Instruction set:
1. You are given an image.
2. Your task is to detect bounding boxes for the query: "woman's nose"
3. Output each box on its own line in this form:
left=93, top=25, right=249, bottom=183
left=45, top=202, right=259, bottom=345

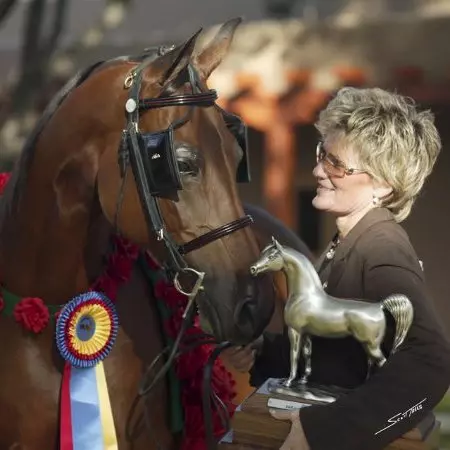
left=313, top=160, right=326, bottom=178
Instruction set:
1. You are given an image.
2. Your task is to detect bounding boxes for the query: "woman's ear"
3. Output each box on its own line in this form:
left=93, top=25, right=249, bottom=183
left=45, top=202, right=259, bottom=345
left=373, top=179, right=393, bottom=200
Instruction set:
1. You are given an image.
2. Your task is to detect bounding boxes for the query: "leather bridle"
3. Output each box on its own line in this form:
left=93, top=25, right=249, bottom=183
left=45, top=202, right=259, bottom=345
left=118, top=46, right=253, bottom=281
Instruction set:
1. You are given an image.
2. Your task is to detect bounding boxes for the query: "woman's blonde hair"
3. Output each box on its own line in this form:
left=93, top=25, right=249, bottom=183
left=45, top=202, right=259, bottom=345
left=316, top=87, right=441, bottom=222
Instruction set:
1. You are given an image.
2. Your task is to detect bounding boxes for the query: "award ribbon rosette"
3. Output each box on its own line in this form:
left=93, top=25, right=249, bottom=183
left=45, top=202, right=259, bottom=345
left=56, top=291, right=119, bottom=450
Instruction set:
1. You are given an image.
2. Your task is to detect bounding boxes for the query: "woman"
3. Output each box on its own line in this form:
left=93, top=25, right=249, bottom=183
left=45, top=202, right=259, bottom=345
left=223, top=87, right=450, bottom=450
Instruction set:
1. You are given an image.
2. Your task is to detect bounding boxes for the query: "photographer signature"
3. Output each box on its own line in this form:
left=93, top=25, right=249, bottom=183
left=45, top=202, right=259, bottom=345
left=374, top=398, right=427, bottom=435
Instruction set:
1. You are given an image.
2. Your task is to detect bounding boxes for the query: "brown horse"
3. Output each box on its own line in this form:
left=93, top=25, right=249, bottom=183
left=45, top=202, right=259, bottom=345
left=0, top=17, right=310, bottom=450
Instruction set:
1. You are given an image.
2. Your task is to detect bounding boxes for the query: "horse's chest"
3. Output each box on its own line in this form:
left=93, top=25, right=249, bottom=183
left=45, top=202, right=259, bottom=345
left=284, top=297, right=312, bottom=324
left=0, top=324, right=61, bottom=447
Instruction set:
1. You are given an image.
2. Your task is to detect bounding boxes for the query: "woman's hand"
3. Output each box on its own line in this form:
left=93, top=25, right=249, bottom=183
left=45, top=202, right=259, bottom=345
left=221, top=344, right=256, bottom=373
left=269, top=409, right=311, bottom=450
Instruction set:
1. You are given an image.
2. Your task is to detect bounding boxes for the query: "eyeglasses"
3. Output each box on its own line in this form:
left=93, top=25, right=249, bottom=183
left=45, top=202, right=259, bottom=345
left=316, top=142, right=367, bottom=178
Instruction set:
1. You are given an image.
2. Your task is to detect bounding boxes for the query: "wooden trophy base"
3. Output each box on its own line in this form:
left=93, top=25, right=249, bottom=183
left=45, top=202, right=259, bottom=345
left=218, top=378, right=441, bottom=450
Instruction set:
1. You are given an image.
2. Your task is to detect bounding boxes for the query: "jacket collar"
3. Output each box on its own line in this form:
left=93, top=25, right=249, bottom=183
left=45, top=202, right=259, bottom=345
left=333, top=207, right=395, bottom=262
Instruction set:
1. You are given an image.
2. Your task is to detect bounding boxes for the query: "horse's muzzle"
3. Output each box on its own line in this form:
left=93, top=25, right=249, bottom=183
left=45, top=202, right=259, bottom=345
left=196, top=272, right=275, bottom=345
left=232, top=273, right=275, bottom=344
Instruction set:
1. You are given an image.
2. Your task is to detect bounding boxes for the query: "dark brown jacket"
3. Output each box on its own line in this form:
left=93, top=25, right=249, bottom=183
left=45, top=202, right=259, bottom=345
left=250, top=208, right=450, bottom=450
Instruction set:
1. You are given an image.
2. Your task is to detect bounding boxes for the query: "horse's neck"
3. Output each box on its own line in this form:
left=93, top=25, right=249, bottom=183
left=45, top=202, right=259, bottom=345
left=283, top=251, right=321, bottom=301
left=0, top=178, right=109, bottom=303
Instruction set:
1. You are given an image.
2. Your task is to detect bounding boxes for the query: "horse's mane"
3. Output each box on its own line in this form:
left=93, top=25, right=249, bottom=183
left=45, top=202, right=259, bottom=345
left=283, top=245, right=322, bottom=287
left=0, top=59, right=107, bottom=219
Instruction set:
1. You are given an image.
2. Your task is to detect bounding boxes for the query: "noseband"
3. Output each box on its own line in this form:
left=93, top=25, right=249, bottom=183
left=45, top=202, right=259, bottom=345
left=118, top=46, right=253, bottom=280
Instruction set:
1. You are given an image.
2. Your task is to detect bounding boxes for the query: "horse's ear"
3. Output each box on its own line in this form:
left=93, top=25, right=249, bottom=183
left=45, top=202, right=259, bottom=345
left=53, top=147, right=99, bottom=216
left=150, top=28, right=202, bottom=91
left=194, top=17, right=242, bottom=80
left=272, top=237, right=283, bottom=251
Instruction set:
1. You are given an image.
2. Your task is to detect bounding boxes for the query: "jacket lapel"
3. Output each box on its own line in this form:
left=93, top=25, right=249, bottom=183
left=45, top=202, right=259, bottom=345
left=326, top=258, right=347, bottom=291
left=324, top=208, right=395, bottom=290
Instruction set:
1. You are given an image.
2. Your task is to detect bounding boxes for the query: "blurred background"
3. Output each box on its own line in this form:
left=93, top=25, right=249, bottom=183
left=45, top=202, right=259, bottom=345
left=0, top=0, right=448, bottom=445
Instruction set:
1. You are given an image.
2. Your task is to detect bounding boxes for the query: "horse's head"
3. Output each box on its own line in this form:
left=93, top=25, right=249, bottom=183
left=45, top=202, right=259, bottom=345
left=49, top=18, right=275, bottom=345
left=250, top=237, right=285, bottom=276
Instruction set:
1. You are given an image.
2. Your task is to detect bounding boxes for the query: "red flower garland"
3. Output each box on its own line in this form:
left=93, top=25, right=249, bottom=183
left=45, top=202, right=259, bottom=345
left=14, top=297, right=50, bottom=333
left=0, top=173, right=11, bottom=192
left=147, top=252, right=236, bottom=449
left=0, top=172, right=236, bottom=449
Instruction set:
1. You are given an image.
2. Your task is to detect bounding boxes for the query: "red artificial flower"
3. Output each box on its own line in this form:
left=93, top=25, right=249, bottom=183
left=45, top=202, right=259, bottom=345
left=144, top=250, right=162, bottom=270
left=181, top=438, right=205, bottom=450
left=0, top=294, right=4, bottom=313
left=113, top=235, right=139, bottom=260
left=164, top=313, right=185, bottom=340
left=92, top=275, right=118, bottom=302
left=155, top=279, right=187, bottom=308
left=14, top=297, right=50, bottom=333
left=182, top=404, right=206, bottom=446
left=0, top=172, right=11, bottom=194
left=176, top=352, right=205, bottom=381
left=107, top=253, right=133, bottom=281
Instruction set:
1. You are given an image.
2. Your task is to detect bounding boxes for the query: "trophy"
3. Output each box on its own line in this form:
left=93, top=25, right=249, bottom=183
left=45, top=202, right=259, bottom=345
left=218, top=238, right=440, bottom=450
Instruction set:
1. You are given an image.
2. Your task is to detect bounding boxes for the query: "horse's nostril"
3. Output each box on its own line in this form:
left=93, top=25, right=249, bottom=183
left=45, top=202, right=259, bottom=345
left=234, top=298, right=256, bottom=331
left=250, top=266, right=256, bottom=275
left=230, top=274, right=275, bottom=344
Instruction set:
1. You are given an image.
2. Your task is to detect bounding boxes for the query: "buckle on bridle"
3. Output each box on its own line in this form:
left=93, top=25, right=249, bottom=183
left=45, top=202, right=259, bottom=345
left=124, top=71, right=137, bottom=89
left=173, top=268, right=205, bottom=319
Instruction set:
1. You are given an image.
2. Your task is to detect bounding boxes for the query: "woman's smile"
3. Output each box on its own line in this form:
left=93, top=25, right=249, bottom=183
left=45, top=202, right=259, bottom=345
left=317, top=185, right=334, bottom=193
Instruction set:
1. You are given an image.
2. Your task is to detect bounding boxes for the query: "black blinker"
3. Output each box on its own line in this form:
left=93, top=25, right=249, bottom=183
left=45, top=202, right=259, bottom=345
left=138, top=128, right=182, bottom=198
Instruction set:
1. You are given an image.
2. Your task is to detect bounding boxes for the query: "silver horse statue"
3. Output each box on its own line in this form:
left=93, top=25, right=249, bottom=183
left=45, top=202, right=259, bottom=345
left=250, top=238, right=414, bottom=388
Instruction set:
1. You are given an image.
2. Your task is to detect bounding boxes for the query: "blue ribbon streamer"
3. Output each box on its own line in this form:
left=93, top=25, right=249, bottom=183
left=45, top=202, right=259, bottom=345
left=70, top=366, right=103, bottom=450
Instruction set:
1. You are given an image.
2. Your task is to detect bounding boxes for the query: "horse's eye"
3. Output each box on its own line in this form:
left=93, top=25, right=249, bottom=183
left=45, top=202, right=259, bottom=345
left=178, top=159, right=198, bottom=176
left=176, top=145, right=200, bottom=177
